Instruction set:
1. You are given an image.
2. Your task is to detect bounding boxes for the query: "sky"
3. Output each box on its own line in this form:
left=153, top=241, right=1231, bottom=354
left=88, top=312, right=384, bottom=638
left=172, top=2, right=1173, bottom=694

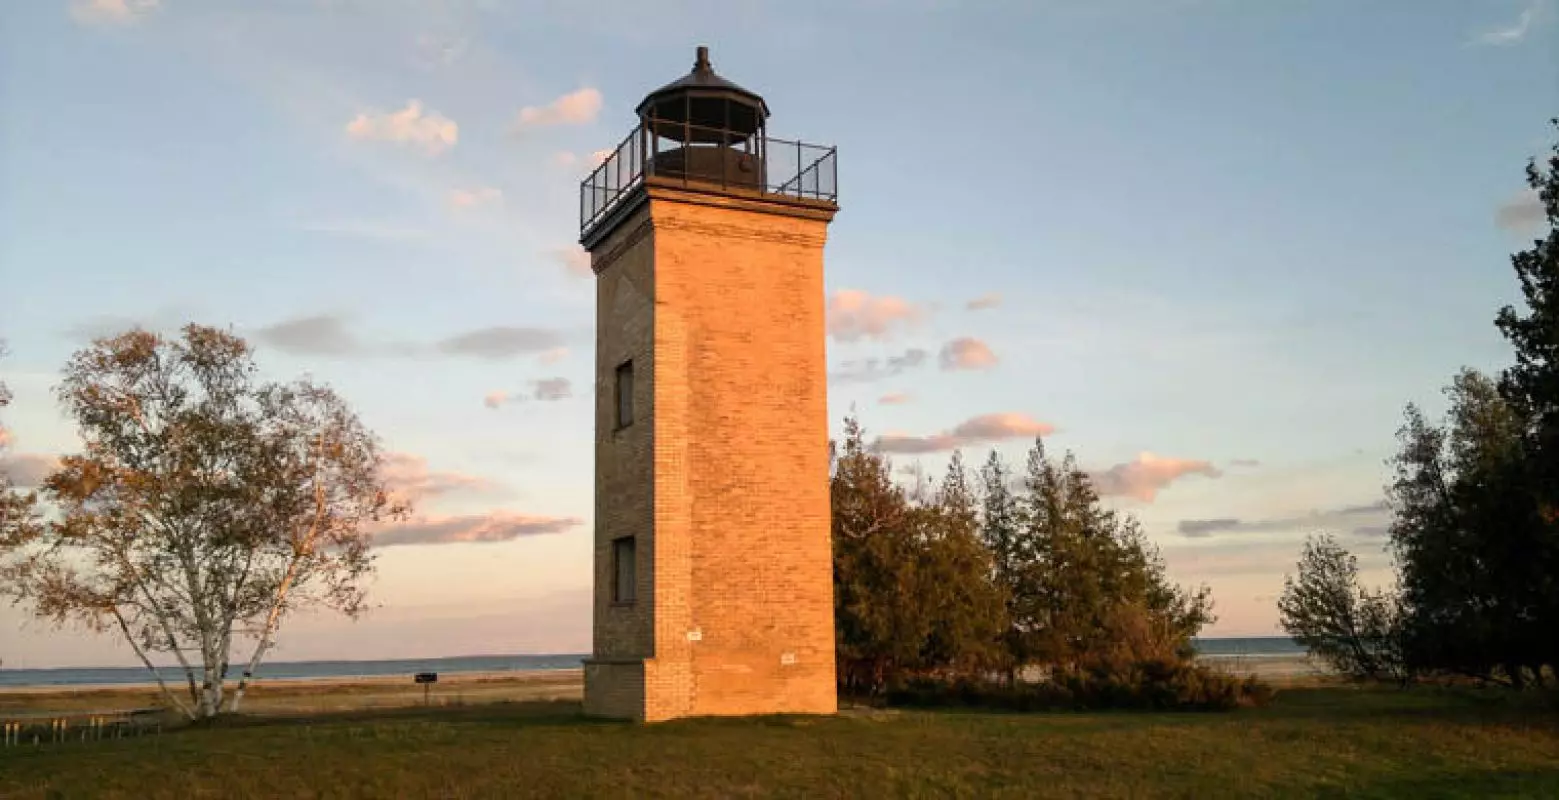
left=0, top=0, right=1554, bottom=668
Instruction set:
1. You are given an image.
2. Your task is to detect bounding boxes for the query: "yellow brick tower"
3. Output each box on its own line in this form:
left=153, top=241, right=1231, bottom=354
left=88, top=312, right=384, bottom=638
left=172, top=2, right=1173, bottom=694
left=578, top=46, right=840, bottom=722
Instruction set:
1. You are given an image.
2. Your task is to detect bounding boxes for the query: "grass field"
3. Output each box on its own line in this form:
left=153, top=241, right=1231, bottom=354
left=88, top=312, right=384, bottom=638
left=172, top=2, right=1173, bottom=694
left=2, top=684, right=1557, bottom=799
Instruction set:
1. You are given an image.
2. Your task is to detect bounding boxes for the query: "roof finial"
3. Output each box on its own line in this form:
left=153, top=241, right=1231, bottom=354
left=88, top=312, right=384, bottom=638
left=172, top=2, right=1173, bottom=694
left=694, top=45, right=712, bottom=74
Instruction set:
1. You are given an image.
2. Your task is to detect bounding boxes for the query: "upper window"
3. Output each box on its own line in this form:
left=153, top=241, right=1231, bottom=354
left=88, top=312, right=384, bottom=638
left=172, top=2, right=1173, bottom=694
left=615, top=360, right=634, bottom=428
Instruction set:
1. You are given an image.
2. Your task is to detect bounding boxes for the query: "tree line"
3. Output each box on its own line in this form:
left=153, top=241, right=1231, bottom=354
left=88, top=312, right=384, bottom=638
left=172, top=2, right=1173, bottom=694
left=830, top=414, right=1231, bottom=704
left=1280, top=121, right=1559, bottom=688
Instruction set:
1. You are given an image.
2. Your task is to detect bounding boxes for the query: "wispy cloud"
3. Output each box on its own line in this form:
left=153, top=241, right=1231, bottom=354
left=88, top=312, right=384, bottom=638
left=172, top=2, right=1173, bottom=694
left=873, top=413, right=1054, bottom=454
left=1471, top=0, right=1545, bottom=46
left=298, top=219, right=431, bottom=241
left=878, top=392, right=913, bottom=405
left=69, top=0, right=159, bottom=26
left=1090, top=453, right=1222, bottom=502
left=61, top=304, right=200, bottom=341
left=1496, top=188, right=1545, bottom=231
left=1230, top=458, right=1262, bottom=468
left=436, top=327, right=565, bottom=360
left=829, top=348, right=928, bottom=384
left=1178, top=500, right=1389, bottom=539
left=552, top=149, right=613, bottom=169
left=381, top=453, right=500, bottom=507
left=374, top=512, right=583, bottom=547
left=254, top=314, right=565, bottom=361
left=965, top=293, right=1002, bottom=311
left=484, top=378, right=574, bottom=408
left=549, top=246, right=592, bottom=277
left=413, top=34, right=469, bottom=68
left=447, top=186, right=503, bottom=209
left=514, top=88, right=603, bottom=130
left=345, top=100, right=458, bottom=155
left=939, top=337, right=998, bottom=371
left=826, top=290, right=926, bottom=342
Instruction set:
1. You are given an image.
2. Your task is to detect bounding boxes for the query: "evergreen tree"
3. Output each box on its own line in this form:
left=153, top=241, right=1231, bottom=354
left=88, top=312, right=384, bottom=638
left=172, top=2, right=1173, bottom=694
left=1493, top=120, right=1559, bottom=675
left=830, top=415, right=929, bottom=695
left=1389, top=370, right=1552, bottom=684
left=918, top=451, right=1008, bottom=677
left=978, top=448, right=1029, bottom=680
left=1495, top=120, right=1559, bottom=522
left=1012, top=437, right=1215, bottom=672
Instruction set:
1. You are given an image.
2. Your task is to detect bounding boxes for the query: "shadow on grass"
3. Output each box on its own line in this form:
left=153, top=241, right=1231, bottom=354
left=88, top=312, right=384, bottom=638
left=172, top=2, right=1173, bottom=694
left=1264, top=686, right=1559, bottom=727
left=1340, top=767, right=1559, bottom=799
left=172, top=699, right=608, bottom=734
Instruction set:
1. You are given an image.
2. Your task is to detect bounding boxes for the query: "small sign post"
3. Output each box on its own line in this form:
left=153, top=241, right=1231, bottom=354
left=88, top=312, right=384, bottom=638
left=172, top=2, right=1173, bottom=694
left=414, top=672, right=438, bottom=706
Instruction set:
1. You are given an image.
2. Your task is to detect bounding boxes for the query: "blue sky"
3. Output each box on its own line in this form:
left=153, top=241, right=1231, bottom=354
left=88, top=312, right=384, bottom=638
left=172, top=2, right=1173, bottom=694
left=0, top=0, right=1553, bottom=667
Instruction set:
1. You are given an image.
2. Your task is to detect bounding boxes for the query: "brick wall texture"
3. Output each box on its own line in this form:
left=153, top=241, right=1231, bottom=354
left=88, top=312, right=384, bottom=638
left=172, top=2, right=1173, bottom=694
left=582, top=184, right=838, bottom=722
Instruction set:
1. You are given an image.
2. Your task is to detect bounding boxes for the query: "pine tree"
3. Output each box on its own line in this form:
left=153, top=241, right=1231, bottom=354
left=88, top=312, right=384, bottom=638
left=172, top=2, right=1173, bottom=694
left=830, top=414, right=929, bottom=695
left=918, top=451, right=1008, bottom=677
left=1493, top=121, right=1559, bottom=675
left=1495, top=120, right=1559, bottom=521
left=978, top=448, right=1029, bottom=682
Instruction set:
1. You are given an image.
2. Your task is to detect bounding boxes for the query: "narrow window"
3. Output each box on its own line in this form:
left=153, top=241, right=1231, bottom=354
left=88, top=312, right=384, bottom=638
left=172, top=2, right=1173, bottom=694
left=612, top=536, right=637, bottom=604
left=615, top=360, right=634, bottom=428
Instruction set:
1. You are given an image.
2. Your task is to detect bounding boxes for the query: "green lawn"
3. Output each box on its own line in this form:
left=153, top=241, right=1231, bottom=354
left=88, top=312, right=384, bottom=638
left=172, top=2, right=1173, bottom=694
left=2, top=687, right=1557, bottom=799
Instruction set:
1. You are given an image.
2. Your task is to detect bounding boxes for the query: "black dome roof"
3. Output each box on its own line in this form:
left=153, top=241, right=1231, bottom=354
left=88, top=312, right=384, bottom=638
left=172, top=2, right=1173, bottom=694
left=635, top=46, right=769, bottom=141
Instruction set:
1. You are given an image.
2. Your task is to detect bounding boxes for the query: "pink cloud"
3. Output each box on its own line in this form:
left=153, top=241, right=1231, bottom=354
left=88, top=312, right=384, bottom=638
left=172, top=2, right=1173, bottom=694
left=70, top=0, right=158, bottom=26
left=826, top=289, right=925, bottom=342
left=550, top=246, right=592, bottom=277
left=381, top=453, right=498, bottom=506
left=373, top=512, right=583, bottom=547
left=552, top=149, right=613, bottom=170
left=939, top=337, right=998, bottom=371
left=515, top=88, right=603, bottom=129
left=345, top=100, right=458, bottom=155
left=1090, top=453, right=1223, bottom=502
left=878, top=392, right=912, bottom=405
left=873, top=412, right=1054, bottom=454
left=448, top=187, right=502, bottom=209
left=965, top=293, right=1001, bottom=311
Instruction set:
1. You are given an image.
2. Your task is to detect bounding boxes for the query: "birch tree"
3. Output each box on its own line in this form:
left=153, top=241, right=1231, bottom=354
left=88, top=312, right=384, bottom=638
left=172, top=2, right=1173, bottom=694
left=0, top=325, right=407, bottom=719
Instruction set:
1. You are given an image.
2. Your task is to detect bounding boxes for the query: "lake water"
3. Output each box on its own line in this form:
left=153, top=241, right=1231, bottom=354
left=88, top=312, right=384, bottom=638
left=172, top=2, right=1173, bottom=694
left=1191, top=636, right=1307, bottom=658
left=1, top=638, right=1305, bottom=687
left=0, top=654, right=589, bottom=688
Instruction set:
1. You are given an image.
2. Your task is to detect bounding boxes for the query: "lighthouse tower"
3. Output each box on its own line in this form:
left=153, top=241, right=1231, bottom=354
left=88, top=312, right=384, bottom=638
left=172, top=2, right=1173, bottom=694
left=578, top=46, right=840, bottom=722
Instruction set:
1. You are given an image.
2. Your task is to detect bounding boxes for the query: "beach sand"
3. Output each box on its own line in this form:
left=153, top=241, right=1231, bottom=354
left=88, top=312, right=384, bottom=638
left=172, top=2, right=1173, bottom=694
left=1199, top=654, right=1335, bottom=685
left=0, top=669, right=584, bottom=717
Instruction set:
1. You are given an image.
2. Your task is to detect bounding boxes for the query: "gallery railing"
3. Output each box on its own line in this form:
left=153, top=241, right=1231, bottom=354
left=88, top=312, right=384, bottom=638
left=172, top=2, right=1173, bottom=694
left=580, top=121, right=838, bottom=237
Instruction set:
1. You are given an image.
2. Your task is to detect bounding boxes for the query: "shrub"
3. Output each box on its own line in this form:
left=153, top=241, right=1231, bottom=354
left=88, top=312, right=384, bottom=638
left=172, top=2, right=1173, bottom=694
left=885, top=660, right=1273, bottom=713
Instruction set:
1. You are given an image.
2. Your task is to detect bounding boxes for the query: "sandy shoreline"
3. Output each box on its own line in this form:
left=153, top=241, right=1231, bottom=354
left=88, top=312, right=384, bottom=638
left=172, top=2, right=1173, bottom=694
left=1, top=655, right=1326, bottom=698
left=0, top=667, right=582, bottom=696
